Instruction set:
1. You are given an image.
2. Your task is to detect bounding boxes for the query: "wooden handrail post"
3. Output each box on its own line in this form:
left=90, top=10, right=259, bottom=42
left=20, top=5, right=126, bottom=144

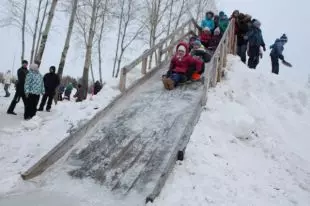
left=148, top=51, right=154, bottom=70
left=217, top=45, right=225, bottom=83
left=157, top=44, right=164, bottom=66
left=233, top=35, right=237, bottom=55
left=223, top=40, right=228, bottom=68
left=213, top=56, right=219, bottom=86
left=188, top=21, right=192, bottom=33
left=119, top=67, right=127, bottom=92
left=228, top=26, right=232, bottom=54
left=141, top=56, right=147, bottom=75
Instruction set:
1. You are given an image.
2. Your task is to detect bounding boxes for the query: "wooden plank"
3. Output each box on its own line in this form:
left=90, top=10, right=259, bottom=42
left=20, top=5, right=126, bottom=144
left=141, top=56, right=147, bottom=75
left=119, top=67, right=127, bottom=92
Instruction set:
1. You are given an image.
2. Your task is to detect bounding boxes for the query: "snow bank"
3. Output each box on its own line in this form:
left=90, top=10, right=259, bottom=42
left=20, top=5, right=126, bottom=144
left=150, top=55, right=310, bottom=206
left=0, top=84, right=119, bottom=195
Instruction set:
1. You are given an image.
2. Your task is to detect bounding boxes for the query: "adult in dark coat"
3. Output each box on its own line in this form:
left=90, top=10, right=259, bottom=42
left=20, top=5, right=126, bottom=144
left=7, top=60, right=29, bottom=115
left=236, top=14, right=250, bottom=63
left=245, top=20, right=266, bottom=69
left=38, top=66, right=60, bottom=112
left=93, top=81, right=102, bottom=95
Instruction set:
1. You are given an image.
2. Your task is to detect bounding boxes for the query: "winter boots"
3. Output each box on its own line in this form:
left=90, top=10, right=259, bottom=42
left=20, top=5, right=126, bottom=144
left=162, top=76, right=175, bottom=90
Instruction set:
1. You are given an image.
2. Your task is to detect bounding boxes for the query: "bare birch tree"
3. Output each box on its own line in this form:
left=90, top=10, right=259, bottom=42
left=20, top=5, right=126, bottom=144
left=80, top=0, right=98, bottom=99
left=30, top=0, right=43, bottom=63
left=142, top=0, right=170, bottom=67
left=57, top=0, right=78, bottom=79
left=35, top=0, right=49, bottom=58
left=97, top=0, right=110, bottom=84
left=113, top=0, right=145, bottom=78
left=21, top=0, right=27, bottom=62
left=35, top=0, right=58, bottom=64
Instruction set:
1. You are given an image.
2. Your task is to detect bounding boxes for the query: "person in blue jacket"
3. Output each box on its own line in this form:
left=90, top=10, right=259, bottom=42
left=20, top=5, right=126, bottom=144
left=270, top=34, right=288, bottom=74
left=200, top=11, right=215, bottom=31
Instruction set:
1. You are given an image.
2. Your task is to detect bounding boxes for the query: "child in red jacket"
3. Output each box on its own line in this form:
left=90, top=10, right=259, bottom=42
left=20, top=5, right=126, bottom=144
left=162, top=42, right=203, bottom=90
left=199, top=27, right=212, bottom=48
left=207, top=27, right=222, bottom=52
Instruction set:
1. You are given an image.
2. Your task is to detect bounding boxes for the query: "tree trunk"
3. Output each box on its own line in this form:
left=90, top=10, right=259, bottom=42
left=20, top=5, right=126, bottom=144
left=30, top=0, right=43, bottom=63
left=35, top=0, right=49, bottom=58
left=116, top=48, right=124, bottom=78
left=115, top=0, right=132, bottom=78
left=166, top=0, right=174, bottom=36
left=98, top=0, right=108, bottom=84
left=57, top=0, right=78, bottom=79
left=81, top=0, right=97, bottom=99
left=21, top=0, right=28, bottom=63
left=90, top=60, right=95, bottom=83
left=112, top=0, right=124, bottom=77
left=35, top=0, right=58, bottom=64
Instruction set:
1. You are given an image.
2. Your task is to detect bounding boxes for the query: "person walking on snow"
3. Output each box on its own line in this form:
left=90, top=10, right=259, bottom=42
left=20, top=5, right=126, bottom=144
left=24, top=63, right=45, bottom=120
left=3, top=70, right=11, bottom=97
left=270, top=34, right=291, bottom=74
left=7, top=60, right=29, bottom=115
left=64, top=82, right=73, bottom=100
left=38, top=66, right=60, bottom=112
left=245, top=19, right=266, bottom=69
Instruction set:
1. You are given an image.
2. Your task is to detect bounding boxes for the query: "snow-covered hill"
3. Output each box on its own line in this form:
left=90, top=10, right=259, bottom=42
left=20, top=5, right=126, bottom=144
left=150, top=55, right=310, bottom=206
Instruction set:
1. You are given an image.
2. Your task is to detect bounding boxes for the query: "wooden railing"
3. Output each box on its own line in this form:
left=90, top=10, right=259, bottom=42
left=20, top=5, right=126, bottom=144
left=118, top=18, right=237, bottom=94
left=119, top=18, right=199, bottom=92
left=200, top=18, right=236, bottom=105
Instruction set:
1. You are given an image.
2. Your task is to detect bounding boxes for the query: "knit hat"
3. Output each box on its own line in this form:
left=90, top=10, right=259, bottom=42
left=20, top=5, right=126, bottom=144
left=203, top=26, right=210, bottom=32
left=193, top=40, right=201, bottom=46
left=178, top=45, right=186, bottom=52
left=280, top=34, right=288, bottom=42
left=253, top=20, right=261, bottom=28
left=29, top=63, right=39, bottom=70
left=50, top=66, right=56, bottom=73
left=214, top=27, right=220, bottom=35
left=206, top=11, right=214, bottom=17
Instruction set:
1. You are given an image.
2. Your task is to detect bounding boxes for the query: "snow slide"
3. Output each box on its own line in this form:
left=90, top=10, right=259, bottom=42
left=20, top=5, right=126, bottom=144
left=0, top=64, right=205, bottom=206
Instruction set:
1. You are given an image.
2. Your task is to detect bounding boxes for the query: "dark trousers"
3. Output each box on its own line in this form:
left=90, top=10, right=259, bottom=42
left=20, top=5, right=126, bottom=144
left=271, top=55, right=279, bottom=75
left=39, top=93, right=54, bottom=110
left=58, top=92, right=63, bottom=101
left=4, top=84, right=10, bottom=97
left=7, top=92, right=26, bottom=113
left=237, top=44, right=247, bottom=63
left=170, top=73, right=186, bottom=86
left=247, top=45, right=260, bottom=69
left=166, top=71, right=187, bottom=86
left=24, top=94, right=40, bottom=119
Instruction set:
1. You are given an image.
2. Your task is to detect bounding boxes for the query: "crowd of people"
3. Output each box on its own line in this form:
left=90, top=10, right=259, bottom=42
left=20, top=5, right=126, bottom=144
left=162, top=10, right=231, bottom=90
left=5, top=61, right=103, bottom=120
left=232, top=11, right=290, bottom=73
left=162, top=9, right=290, bottom=90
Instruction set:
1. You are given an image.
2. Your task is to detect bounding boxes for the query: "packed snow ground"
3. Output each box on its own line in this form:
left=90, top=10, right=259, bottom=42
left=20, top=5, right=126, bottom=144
left=151, top=55, right=310, bottom=206
left=0, top=85, right=119, bottom=195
